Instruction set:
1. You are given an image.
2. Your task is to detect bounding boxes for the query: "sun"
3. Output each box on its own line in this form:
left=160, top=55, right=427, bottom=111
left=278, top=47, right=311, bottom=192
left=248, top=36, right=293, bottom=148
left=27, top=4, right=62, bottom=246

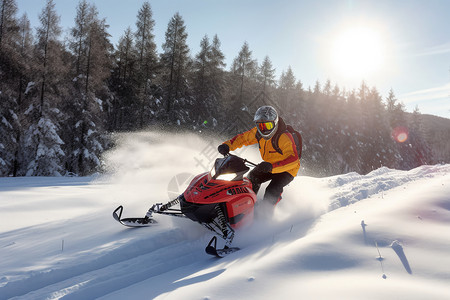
left=330, top=26, right=385, bottom=78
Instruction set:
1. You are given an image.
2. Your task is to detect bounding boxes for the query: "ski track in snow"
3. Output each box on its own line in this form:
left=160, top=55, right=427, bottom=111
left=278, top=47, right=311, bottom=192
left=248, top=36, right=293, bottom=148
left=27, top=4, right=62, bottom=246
left=1, top=132, right=450, bottom=299
left=0, top=215, right=212, bottom=299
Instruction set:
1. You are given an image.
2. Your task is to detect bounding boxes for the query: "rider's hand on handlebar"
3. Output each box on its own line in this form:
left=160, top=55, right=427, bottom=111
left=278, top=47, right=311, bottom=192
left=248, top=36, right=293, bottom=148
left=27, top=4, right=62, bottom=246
left=218, top=144, right=230, bottom=156
left=255, top=161, right=273, bottom=173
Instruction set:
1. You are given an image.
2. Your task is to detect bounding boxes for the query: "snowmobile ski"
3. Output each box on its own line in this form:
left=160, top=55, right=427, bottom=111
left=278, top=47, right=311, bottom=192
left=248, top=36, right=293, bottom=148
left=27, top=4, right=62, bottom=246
left=205, top=236, right=240, bottom=258
left=112, top=205, right=157, bottom=227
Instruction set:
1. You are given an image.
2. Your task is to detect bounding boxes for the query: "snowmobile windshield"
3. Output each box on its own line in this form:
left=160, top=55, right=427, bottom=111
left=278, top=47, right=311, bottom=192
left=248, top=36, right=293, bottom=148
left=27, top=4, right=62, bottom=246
left=211, top=156, right=249, bottom=181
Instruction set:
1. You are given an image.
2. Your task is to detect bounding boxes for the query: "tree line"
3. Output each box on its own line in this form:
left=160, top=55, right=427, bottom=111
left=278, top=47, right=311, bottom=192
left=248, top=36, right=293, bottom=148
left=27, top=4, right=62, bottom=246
left=0, top=0, right=441, bottom=177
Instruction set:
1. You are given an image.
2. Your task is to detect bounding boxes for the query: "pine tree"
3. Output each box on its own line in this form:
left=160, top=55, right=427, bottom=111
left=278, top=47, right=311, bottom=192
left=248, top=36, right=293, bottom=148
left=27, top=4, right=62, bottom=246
left=192, top=35, right=211, bottom=123
left=66, top=1, right=111, bottom=175
left=385, top=88, right=397, bottom=111
left=343, top=90, right=363, bottom=173
left=0, top=0, right=22, bottom=101
left=160, top=12, right=191, bottom=123
left=0, top=0, right=18, bottom=51
left=116, top=27, right=136, bottom=84
left=70, top=0, right=89, bottom=77
left=0, top=0, right=19, bottom=176
left=191, top=34, right=225, bottom=128
left=9, top=13, right=33, bottom=176
left=0, top=91, right=17, bottom=175
left=135, top=2, right=156, bottom=66
left=16, top=13, right=33, bottom=106
left=259, top=56, right=276, bottom=92
left=134, top=1, right=158, bottom=128
left=360, top=87, right=393, bottom=173
left=279, top=66, right=296, bottom=90
left=408, top=106, right=433, bottom=167
left=230, top=41, right=257, bottom=109
left=35, top=0, right=64, bottom=116
left=23, top=0, right=66, bottom=176
left=208, top=34, right=226, bottom=115
left=385, top=88, right=405, bottom=128
left=384, top=89, right=410, bottom=169
left=328, top=84, right=351, bottom=174
left=278, top=66, right=296, bottom=112
left=111, top=27, right=138, bottom=129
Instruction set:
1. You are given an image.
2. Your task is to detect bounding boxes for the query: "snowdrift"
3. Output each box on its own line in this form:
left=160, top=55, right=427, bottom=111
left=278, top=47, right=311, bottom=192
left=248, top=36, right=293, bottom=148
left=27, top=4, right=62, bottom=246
left=1, top=131, right=449, bottom=300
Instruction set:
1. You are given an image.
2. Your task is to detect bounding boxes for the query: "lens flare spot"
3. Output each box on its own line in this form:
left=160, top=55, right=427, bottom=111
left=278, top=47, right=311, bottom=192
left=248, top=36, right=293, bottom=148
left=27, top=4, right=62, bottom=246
left=392, top=127, right=409, bottom=143
left=397, top=133, right=408, bottom=143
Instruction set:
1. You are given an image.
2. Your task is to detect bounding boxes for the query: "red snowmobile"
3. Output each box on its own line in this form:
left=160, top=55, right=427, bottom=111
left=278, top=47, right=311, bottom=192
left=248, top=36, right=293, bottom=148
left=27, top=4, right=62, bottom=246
left=113, top=154, right=258, bottom=257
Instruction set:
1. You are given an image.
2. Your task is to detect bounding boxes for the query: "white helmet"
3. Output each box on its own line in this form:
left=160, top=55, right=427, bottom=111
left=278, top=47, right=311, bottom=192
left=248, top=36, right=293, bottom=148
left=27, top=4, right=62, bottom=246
left=254, top=106, right=279, bottom=140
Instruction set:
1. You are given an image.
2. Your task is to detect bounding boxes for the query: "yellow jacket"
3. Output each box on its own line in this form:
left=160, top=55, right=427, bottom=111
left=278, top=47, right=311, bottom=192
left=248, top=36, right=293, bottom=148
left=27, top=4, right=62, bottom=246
left=224, top=126, right=300, bottom=177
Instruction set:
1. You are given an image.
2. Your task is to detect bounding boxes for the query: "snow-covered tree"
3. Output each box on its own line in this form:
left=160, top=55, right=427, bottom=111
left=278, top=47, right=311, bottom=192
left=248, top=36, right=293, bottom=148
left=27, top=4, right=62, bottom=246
left=65, top=1, right=111, bottom=175
left=0, top=0, right=20, bottom=176
left=23, top=111, right=65, bottom=176
left=0, top=0, right=444, bottom=178
left=0, top=92, right=18, bottom=176
left=21, top=0, right=67, bottom=176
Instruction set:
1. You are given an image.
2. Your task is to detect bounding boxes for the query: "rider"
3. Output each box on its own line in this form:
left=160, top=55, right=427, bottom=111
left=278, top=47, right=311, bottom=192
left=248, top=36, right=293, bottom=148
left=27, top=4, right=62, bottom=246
left=217, top=106, right=300, bottom=213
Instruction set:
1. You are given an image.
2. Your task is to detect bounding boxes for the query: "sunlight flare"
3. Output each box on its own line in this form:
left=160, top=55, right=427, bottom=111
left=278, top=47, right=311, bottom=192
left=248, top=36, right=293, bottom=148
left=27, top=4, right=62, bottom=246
left=330, top=26, right=385, bottom=78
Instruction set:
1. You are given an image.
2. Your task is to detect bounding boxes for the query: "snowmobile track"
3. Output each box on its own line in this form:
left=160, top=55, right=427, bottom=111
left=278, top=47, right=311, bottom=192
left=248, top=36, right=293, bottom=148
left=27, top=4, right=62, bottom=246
left=0, top=227, right=205, bottom=299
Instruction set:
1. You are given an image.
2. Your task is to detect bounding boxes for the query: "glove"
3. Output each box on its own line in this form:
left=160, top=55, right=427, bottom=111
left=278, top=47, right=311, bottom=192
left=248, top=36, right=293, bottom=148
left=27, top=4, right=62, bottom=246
left=218, top=144, right=230, bottom=156
left=255, top=161, right=273, bottom=173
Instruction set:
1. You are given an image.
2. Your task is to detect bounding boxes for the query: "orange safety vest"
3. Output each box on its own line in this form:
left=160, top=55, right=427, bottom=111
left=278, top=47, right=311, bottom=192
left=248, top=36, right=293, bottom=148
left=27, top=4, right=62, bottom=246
left=224, top=127, right=300, bottom=177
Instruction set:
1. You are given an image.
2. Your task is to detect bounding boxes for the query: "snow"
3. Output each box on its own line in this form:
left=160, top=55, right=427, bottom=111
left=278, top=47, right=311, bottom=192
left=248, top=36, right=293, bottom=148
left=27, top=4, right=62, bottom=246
left=24, top=104, right=34, bottom=116
left=87, top=129, right=95, bottom=137
left=1, top=131, right=450, bottom=300
left=25, top=82, right=35, bottom=95
left=1, top=116, right=11, bottom=128
left=95, top=98, right=103, bottom=111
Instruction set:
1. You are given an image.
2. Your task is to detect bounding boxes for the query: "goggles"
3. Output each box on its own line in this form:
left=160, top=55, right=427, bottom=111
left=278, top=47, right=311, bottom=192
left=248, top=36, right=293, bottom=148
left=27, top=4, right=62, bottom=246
left=257, top=121, right=274, bottom=132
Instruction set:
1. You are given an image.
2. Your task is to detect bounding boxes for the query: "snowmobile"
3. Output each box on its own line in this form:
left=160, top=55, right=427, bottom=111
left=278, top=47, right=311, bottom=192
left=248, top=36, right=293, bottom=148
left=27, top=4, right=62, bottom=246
left=112, top=154, right=258, bottom=257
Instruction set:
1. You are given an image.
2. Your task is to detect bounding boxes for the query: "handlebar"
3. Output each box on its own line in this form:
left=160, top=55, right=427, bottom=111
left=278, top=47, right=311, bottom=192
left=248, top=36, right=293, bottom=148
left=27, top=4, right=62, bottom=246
left=225, top=153, right=258, bottom=167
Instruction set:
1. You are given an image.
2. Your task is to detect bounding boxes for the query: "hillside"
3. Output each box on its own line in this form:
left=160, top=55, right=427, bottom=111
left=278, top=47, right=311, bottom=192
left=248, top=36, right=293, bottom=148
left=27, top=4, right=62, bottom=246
left=420, top=114, right=450, bottom=162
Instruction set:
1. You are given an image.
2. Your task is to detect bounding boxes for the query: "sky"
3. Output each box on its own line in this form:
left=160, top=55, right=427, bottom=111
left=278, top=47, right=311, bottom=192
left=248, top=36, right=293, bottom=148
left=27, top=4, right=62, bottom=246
left=15, top=0, right=450, bottom=119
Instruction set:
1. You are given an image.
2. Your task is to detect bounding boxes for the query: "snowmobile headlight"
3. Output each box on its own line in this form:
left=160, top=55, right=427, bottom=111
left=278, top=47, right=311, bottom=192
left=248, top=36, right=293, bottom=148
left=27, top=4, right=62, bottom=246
left=215, top=173, right=237, bottom=181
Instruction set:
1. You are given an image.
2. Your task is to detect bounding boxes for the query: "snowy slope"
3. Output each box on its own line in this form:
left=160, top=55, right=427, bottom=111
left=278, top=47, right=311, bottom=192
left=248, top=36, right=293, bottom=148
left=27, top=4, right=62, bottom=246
left=1, top=131, right=449, bottom=300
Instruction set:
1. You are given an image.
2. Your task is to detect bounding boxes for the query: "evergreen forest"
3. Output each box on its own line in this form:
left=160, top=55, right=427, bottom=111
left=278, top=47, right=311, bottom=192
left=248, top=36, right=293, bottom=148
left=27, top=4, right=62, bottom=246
left=1, top=0, right=448, bottom=177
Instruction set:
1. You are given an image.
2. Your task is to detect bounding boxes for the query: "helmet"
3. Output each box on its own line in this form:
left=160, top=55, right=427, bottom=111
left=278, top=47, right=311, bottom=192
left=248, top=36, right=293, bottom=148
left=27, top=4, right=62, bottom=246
left=254, top=106, right=278, bottom=140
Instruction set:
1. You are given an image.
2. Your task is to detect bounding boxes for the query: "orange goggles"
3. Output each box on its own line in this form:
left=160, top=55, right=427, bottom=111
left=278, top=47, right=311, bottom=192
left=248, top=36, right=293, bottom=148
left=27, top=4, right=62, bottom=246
left=257, top=121, right=274, bottom=132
